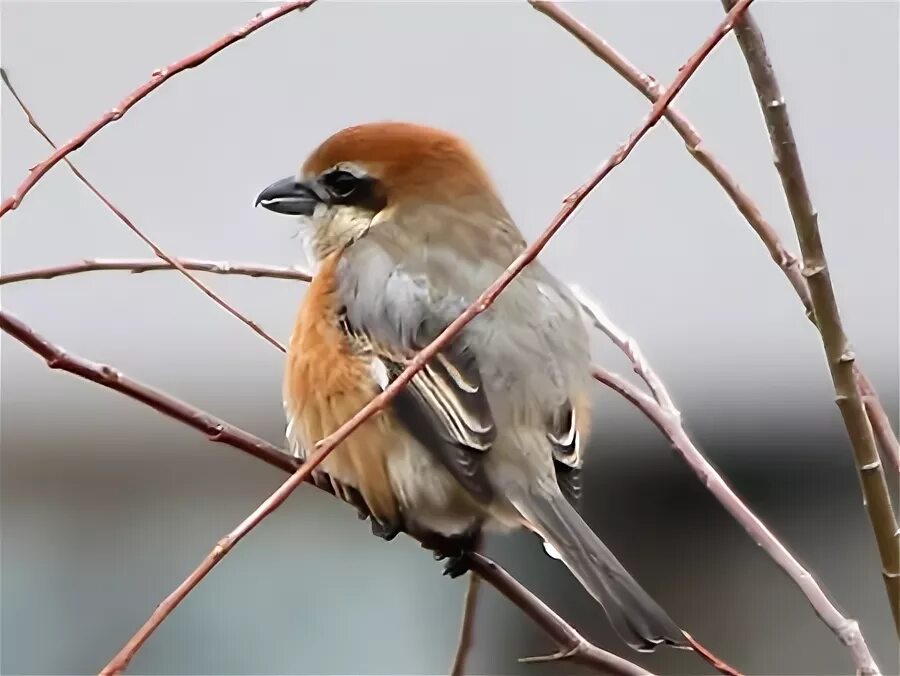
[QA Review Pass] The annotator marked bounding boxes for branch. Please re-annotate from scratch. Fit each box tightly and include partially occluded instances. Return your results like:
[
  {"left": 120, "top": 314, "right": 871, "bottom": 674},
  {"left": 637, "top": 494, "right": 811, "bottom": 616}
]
[
  {"left": 722, "top": 0, "right": 899, "bottom": 632},
  {"left": 590, "top": 363, "right": 880, "bottom": 675},
  {"left": 468, "top": 553, "right": 652, "bottom": 675},
  {"left": 451, "top": 545, "right": 483, "bottom": 676},
  {"left": 0, "top": 1, "right": 318, "bottom": 219},
  {"left": 1, "top": 68, "right": 286, "bottom": 353},
  {"left": 571, "top": 286, "right": 678, "bottom": 417},
  {"left": 575, "top": 284, "right": 880, "bottom": 674},
  {"left": 528, "top": 1, "right": 898, "bottom": 472},
  {"left": 858, "top": 372, "right": 900, "bottom": 473},
  {"left": 0, "top": 308, "right": 645, "bottom": 676},
  {"left": 0, "top": 258, "right": 311, "bottom": 286},
  {"left": 529, "top": 1, "right": 809, "bottom": 315},
  {"left": 0, "top": 309, "right": 297, "bottom": 473},
  {"left": 583, "top": 315, "right": 880, "bottom": 676}
]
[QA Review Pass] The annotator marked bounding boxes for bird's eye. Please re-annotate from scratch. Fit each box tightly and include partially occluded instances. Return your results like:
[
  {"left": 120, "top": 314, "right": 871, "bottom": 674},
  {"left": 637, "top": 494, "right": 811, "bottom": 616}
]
[{"left": 322, "top": 170, "right": 359, "bottom": 199}]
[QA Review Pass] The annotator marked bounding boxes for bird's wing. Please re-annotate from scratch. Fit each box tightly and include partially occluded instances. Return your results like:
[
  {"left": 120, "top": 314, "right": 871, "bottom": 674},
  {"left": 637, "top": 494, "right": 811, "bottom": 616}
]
[
  {"left": 547, "top": 398, "right": 585, "bottom": 507},
  {"left": 338, "top": 301, "right": 496, "bottom": 504},
  {"left": 336, "top": 212, "right": 590, "bottom": 506}
]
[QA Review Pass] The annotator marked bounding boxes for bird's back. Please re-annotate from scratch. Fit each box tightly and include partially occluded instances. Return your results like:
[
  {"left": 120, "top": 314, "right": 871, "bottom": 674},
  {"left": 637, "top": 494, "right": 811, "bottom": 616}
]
[{"left": 335, "top": 202, "right": 591, "bottom": 429}]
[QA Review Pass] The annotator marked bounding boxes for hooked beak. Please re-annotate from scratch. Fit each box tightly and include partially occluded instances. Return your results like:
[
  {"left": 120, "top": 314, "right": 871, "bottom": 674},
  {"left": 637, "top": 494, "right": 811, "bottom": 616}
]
[{"left": 255, "top": 176, "right": 321, "bottom": 216}]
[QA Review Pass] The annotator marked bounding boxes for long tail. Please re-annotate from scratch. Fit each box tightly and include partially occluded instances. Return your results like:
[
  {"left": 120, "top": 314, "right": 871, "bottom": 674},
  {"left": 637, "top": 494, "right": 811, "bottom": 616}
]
[{"left": 511, "top": 486, "right": 686, "bottom": 652}]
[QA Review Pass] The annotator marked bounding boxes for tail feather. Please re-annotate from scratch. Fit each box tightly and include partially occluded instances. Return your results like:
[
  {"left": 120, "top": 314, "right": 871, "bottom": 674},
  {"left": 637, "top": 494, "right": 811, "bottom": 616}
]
[{"left": 511, "top": 486, "right": 686, "bottom": 652}]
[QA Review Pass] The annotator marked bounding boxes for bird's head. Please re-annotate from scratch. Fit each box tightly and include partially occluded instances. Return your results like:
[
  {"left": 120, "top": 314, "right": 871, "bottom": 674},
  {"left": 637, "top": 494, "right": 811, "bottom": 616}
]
[{"left": 255, "top": 122, "right": 510, "bottom": 257}]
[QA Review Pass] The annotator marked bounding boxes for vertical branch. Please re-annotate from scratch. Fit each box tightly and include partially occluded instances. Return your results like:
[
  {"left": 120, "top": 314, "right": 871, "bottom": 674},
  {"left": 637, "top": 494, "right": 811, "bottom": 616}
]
[
  {"left": 857, "top": 372, "right": 900, "bottom": 473},
  {"left": 451, "top": 533, "right": 483, "bottom": 676},
  {"left": 450, "top": 572, "right": 483, "bottom": 676},
  {"left": 722, "top": 0, "right": 899, "bottom": 632}
]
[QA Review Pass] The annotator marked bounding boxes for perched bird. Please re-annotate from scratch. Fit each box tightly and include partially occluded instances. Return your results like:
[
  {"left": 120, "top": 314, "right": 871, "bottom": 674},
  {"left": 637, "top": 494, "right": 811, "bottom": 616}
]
[{"left": 256, "top": 121, "right": 684, "bottom": 652}]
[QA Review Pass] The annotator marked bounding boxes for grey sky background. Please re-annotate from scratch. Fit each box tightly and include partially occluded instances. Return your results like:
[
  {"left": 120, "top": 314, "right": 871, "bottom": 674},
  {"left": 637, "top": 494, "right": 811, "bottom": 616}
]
[{"left": 2, "top": 2, "right": 898, "bottom": 675}]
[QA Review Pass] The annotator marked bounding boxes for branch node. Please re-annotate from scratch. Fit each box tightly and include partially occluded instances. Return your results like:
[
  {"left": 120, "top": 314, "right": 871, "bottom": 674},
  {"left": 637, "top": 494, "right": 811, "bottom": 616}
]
[
  {"left": 212, "top": 538, "right": 230, "bottom": 560},
  {"left": 860, "top": 459, "right": 882, "bottom": 472},
  {"left": 45, "top": 352, "right": 66, "bottom": 369},
  {"left": 99, "top": 365, "right": 122, "bottom": 383}
]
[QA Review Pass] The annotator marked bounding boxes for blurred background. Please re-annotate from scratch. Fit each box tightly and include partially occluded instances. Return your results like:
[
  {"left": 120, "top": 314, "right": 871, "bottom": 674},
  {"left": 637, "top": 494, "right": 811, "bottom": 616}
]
[{"left": 2, "top": 1, "right": 897, "bottom": 674}]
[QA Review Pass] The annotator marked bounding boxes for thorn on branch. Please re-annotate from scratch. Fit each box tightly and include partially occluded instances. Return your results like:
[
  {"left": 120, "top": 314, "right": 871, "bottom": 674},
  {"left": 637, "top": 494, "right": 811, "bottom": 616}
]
[
  {"left": 801, "top": 264, "right": 825, "bottom": 278},
  {"left": 518, "top": 642, "right": 581, "bottom": 663},
  {"left": 839, "top": 349, "right": 856, "bottom": 364}
]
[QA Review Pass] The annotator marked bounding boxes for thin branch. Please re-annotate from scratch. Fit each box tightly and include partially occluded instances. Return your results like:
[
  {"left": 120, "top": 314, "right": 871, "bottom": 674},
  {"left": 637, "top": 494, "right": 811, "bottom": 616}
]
[
  {"left": 575, "top": 278, "right": 880, "bottom": 674},
  {"left": 0, "top": 258, "right": 311, "bottom": 286},
  {"left": 90, "top": 4, "right": 756, "bottom": 671},
  {"left": 0, "top": 309, "right": 297, "bottom": 473},
  {"left": 585, "top": 358, "right": 879, "bottom": 676},
  {"left": 858, "top": 372, "right": 900, "bottom": 473},
  {"left": 0, "top": 308, "right": 645, "bottom": 676},
  {"left": 528, "top": 1, "right": 898, "bottom": 472},
  {"left": 529, "top": 1, "right": 810, "bottom": 317},
  {"left": 451, "top": 540, "right": 483, "bottom": 676},
  {"left": 1, "top": 68, "right": 286, "bottom": 353},
  {"left": 682, "top": 633, "right": 741, "bottom": 676},
  {"left": 468, "top": 553, "right": 652, "bottom": 675},
  {"left": 722, "top": 0, "right": 899, "bottom": 633},
  {"left": 0, "top": 0, "right": 317, "bottom": 219},
  {"left": 571, "top": 285, "right": 679, "bottom": 418}
]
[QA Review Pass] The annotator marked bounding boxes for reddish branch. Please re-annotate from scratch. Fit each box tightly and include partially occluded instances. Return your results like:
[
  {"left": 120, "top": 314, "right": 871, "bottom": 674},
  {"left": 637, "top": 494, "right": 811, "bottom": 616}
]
[
  {"left": 0, "top": 310, "right": 296, "bottom": 473},
  {"left": 722, "top": 0, "right": 899, "bottom": 633},
  {"left": 0, "top": 258, "right": 312, "bottom": 286},
  {"left": 0, "top": 1, "right": 318, "bottom": 219},
  {"left": 0, "top": 308, "right": 646, "bottom": 676},
  {"left": 472, "top": 552, "right": 652, "bottom": 675},
  {"left": 529, "top": 1, "right": 809, "bottom": 313},
  {"left": 1, "top": 68, "right": 286, "bottom": 353},
  {"left": 529, "top": 1, "right": 898, "bottom": 474},
  {"left": 85, "top": 3, "right": 757, "bottom": 672}
]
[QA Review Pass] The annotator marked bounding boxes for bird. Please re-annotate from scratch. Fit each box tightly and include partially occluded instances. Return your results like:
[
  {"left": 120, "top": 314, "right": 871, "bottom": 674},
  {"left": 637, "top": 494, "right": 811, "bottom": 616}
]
[{"left": 256, "top": 121, "right": 685, "bottom": 652}]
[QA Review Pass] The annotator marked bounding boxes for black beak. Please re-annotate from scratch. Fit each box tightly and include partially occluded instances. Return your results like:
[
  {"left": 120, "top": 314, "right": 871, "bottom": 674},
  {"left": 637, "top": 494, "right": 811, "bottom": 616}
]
[{"left": 255, "top": 176, "right": 321, "bottom": 216}]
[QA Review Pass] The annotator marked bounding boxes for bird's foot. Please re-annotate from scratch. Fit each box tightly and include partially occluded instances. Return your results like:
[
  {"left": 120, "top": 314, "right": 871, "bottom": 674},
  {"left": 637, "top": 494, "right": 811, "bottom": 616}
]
[
  {"left": 427, "top": 528, "right": 482, "bottom": 578},
  {"left": 435, "top": 550, "right": 471, "bottom": 578}
]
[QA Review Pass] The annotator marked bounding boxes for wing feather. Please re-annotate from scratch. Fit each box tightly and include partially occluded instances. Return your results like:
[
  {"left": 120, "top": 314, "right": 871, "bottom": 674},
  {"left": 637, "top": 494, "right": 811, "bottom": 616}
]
[
  {"left": 341, "top": 310, "right": 496, "bottom": 503},
  {"left": 548, "top": 399, "right": 584, "bottom": 507}
]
